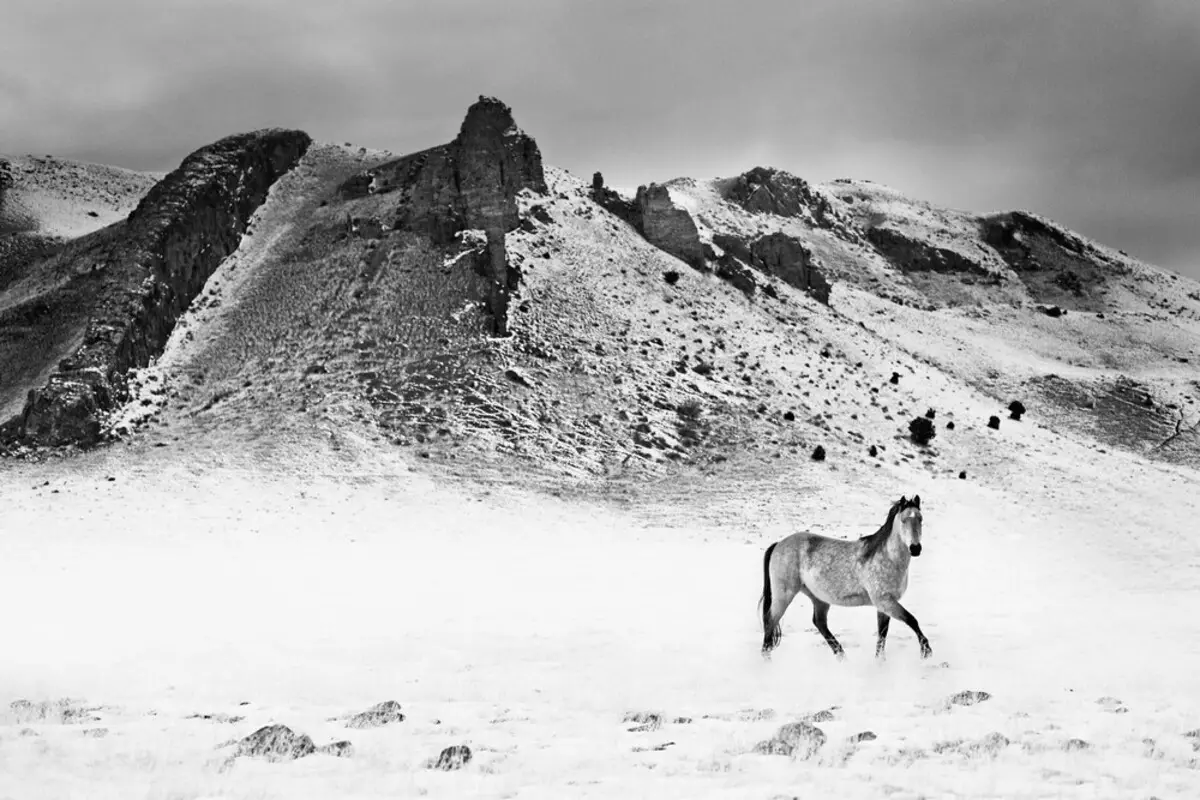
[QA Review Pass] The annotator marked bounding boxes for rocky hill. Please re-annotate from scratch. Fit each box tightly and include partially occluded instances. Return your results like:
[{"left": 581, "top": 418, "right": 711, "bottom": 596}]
[{"left": 2, "top": 97, "right": 1198, "bottom": 488}]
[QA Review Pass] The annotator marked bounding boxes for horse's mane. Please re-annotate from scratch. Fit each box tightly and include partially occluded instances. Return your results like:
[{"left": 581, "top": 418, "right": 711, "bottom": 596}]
[{"left": 859, "top": 499, "right": 902, "bottom": 561}]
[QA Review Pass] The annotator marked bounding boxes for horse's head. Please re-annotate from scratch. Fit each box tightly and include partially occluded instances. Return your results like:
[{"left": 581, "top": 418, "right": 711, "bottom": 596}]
[{"left": 895, "top": 495, "right": 923, "bottom": 557}]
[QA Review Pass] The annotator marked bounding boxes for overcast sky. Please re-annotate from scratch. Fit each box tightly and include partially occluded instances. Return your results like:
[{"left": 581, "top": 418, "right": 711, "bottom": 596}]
[{"left": 4, "top": 0, "right": 1198, "bottom": 277}]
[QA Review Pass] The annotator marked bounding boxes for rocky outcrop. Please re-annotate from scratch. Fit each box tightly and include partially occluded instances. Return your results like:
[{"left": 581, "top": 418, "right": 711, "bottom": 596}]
[
  {"left": 867, "top": 226, "right": 993, "bottom": 277},
  {"left": 11, "top": 129, "right": 311, "bottom": 446},
  {"left": 723, "top": 167, "right": 839, "bottom": 228},
  {"left": 338, "top": 97, "right": 546, "bottom": 335},
  {"left": 982, "top": 211, "right": 1115, "bottom": 309},
  {"left": 590, "top": 172, "right": 639, "bottom": 227},
  {"left": 712, "top": 232, "right": 831, "bottom": 303},
  {"left": 634, "top": 184, "right": 705, "bottom": 270}
]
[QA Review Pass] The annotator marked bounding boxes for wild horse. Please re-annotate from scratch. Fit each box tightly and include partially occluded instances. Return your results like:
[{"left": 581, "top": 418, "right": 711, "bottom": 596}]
[{"left": 760, "top": 495, "right": 932, "bottom": 659}]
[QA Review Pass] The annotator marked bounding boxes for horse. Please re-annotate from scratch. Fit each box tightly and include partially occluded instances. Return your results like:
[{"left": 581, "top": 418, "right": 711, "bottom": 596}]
[{"left": 760, "top": 495, "right": 932, "bottom": 660}]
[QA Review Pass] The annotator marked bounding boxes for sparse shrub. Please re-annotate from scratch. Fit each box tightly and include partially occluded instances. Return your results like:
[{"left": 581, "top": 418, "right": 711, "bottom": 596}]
[
  {"left": 868, "top": 445, "right": 878, "bottom": 457},
  {"left": 1008, "top": 401, "right": 1026, "bottom": 420},
  {"left": 811, "top": 445, "right": 826, "bottom": 461},
  {"left": 987, "top": 415, "right": 1000, "bottom": 430},
  {"left": 959, "top": 470, "right": 967, "bottom": 479},
  {"left": 663, "top": 270, "right": 680, "bottom": 285},
  {"left": 925, "top": 408, "right": 936, "bottom": 419},
  {"left": 889, "top": 372, "right": 900, "bottom": 385},
  {"left": 676, "top": 399, "right": 703, "bottom": 420},
  {"left": 783, "top": 411, "right": 795, "bottom": 421},
  {"left": 946, "top": 421, "right": 955, "bottom": 430},
  {"left": 909, "top": 416, "right": 935, "bottom": 446}
]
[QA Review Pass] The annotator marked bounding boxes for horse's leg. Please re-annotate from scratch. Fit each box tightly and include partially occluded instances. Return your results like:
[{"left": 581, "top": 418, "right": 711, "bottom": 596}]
[
  {"left": 873, "top": 595, "right": 932, "bottom": 658},
  {"left": 875, "top": 612, "right": 891, "bottom": 658},
  {"left": 810, "top": 599, "right": 846, "bottom": 659},
  {"left": 762, "top": 586, "right": 797, "bottom": 656}
]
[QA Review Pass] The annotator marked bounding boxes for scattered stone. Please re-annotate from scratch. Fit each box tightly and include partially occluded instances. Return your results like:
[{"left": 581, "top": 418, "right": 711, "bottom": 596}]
[
  {"left": 235, "top": 725, "right": 317, "bottom": 762},
  {"left": 804, "top": 709, "right": 836, "bottom": 723},
  {"left": 962, "top": 732, "right": 1010, "bottom": 756},
  {"left": 1063, "top": 738, "right": 1090, "bottom": 752},
  {"left": 432, "top": 744, "right": 472, "bottom": 770},
  {"left": 848, "top": 731, "right": 877, "bottom": 744},
  {"left": 318, "top": 741, "right": 355, "bottom": 758},
  {"left": 889, "top": 372, "right": 901, "bottom": 385},
  {"left": 772, "top": 721, "right": 827, "bottom": 760},
  {"left": 81, "top": 728, "right": 109, "bottom": 738},
  {"left": 504, "top": 368, "right": 532, "bottom": 388},
  {"left": 958, "top": 470, "right": 967, "bottom": 480},
  {"left": 947, "top": 690, "right": 991, "bottom": 708},
  {"left": 672, "top": 717, "right": 693, "bottom": 724},
  {"left": 187, "top": 713, "right": 244, "bottom": 724},
  {"left": 633, "top": 741, "right": 676, "bottom": 752},
  {"left": 1038, "top": 304, "right": 1065, "bottom": 317},
  {"left": 946, "top": 421, "right": 956, "bottom": 430},
  {"left": 346, "top": 700, "right": 406, "bottom": 729},
  {"left": 811, "top": 445, "right": 826, "bottom": 461},
  {"left": 987, "top": 415, "right": 1001, "bottom": 430},
  {"left": 753, "top": 738, "right": 795, "bottom": 756},
  {"left": 783, "top": 410, "right": 795, "bottom": 421},
  {"left": 868, "top": 445, "right": 878, "bottom": 457}
]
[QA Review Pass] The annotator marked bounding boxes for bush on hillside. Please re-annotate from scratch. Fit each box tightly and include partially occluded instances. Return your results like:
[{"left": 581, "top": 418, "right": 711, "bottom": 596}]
[{"left": 909, "top": 416, "right": 935, "bottom": 446}]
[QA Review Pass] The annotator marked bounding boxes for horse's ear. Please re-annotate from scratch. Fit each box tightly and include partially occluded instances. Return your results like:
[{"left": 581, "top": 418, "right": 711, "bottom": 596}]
[
  {"left": 898, "top": 495, "right": 908, "bottom": 508},
  {"left": 912, "top": 494, "right": 921, "bottom": 508}
]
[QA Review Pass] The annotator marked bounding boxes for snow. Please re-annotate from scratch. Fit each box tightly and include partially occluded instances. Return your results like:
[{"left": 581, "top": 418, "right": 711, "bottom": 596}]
[{"left": 3, "top": 437, "right": 1199, "bottom": 798}]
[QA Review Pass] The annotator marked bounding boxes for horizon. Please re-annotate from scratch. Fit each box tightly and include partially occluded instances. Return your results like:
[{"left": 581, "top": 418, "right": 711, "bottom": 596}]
[{"left": 5, "top": 0, "right": 1198, "bottom": 279}]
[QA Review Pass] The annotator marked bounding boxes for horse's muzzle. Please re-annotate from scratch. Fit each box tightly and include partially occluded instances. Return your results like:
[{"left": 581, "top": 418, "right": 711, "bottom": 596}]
[{"left": 909, "top": 544, "right": 922, "bottom": 557}]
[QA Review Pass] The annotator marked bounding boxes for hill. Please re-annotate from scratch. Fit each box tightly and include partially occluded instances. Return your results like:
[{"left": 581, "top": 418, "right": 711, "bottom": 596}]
[{"left": 2, "top": 97, "right": 1200, "bottom": 799}]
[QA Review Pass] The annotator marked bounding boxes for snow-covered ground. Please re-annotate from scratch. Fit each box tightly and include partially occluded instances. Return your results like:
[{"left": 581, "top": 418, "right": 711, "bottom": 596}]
[{"left": 3, "top": 441, "right": 1199, "bottom": 799}]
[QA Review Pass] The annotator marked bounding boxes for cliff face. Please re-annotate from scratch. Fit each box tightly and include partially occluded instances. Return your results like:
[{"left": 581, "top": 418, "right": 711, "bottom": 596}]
[
  {"left": 337, "top": 96, "right": 547, "bottom": 334},
  {"left": 10, "top": 129, "right": 311, "bottom": 446}
]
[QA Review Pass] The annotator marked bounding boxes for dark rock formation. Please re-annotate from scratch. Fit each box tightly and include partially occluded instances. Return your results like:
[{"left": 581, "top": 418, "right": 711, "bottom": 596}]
[
  {"left": 345, "top": 700, "right": 405, "bottom": 729},
  {"left": 753, "top": 720, "right": 826, "bottom": 759},
  {"left": 713, "top": 232, "right": 831, "bottom": 303},
  {"left": 715, "top": 253, "right": 758, "bottom": 295},
  {"left": 982, "top": 211, "right": 1116, "bottom": 310},
  {"left": 236, "top": 724, "right": 317, "bottom": 762},
  {"left": 432, "top": 744, "right": 472, "bottom": 770},
  {"left": 9, "top": 129, "right": 311, "bottom": 446},
  {"left": 867, "top": 226, "right": 992, "bottom": 277},
  {"left": 338, "top": 97, "right": 547, "bottom": 335},
  {"left": 591, "top": 172, "right": 639, "bottom": 227},
  {"left": 634, "top": 184, "right": 705, "bottom": 270},
  {"left": 723, "top": 167, "right": 839, "bottom": 228}
]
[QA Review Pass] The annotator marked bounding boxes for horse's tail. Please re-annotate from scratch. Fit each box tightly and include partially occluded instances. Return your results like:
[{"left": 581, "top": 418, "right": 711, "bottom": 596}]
[{"left": 761, "top": 542, "right": 781, "bottom": 651}]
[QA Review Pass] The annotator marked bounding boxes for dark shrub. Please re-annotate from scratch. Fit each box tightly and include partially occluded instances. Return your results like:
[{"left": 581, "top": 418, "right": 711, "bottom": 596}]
[
  {"left": 909, "top": 416, "right": 935, "bottom": 446},
  {"left": 925, "top": 408, "right": 936, "bottom": 419},
  {"left": 946, "top": 421, "right": 955, "bottom": 430},
  {"left": 1008, "top": 401, "right": 1026, "bottom": 420},
  {"left": 868, "top": 445, "right": 878, "bottom": 457},
  {"left": 988, "top": 416, "right": 1000, "bottom": 430},
  {"left": 663, "top": 270, "right": 680, "bottom": 285},
  {"left": 811, "top": 445, "right": 826, "bottom": 461}
]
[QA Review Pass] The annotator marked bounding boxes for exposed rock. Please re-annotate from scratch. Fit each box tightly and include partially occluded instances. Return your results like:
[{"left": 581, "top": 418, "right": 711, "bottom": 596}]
[
  {"left": 591, "top": 172, "right": 639, "bottom": 227},
  {"left": 431, "top": 744, "right": 472, "bottom": 770},
  {"left": 754, "top": 721, "right": 826, "bottom": 759},
  {"left": 947, "top": 690, "right": 991, "bottom": 707},
  {"left": 988, "top": 415, "right": 1001, "bottom": 429},
  {"left": 715, "top": 254, "right": 758, "bottom": 295},
  {"left": 7, "top": 129, "right": 312, "bottom": 446},
  {"left": 338, "top": 96, "right": 547, "bottom": 335},
  {"left": 713, "top": 233, "right": 830, "bottom": 303},
  {"left": 722, "top": 167, "right": 839, "bottom": 228},
  {"left": 867, "top": 226, "right": 993, "bottom": 276},
  {"left": 982, "top": 211, "right": 1115, "bottom": 310},
  {"left": 318, "top": 740, "right": 355, "bottom": 757},
  {"left": 1063, "top": 738, "right": 1090, "bottom": 752},
  {"left": 848, "top": 731, "right": 877, "bottom": 744},
  {"left": 346, "top": 700, "right": 406, "bottom": 729},
  {"left": 235, "top": 724, "right": 317, "bottom": 762},
  {"left": 635, "top": 184, "right": 705, "bottom": 270}
]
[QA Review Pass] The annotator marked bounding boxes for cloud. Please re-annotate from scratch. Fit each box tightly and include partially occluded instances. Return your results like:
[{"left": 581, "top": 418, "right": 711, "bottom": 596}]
[{"left": 3, "top": 0, "right": 1197, "bottom": 275}]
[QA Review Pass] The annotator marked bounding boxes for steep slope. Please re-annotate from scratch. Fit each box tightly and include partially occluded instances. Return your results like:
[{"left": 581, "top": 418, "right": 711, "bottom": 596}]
[{"left": 0, "top": 131, "right": 311, "bottom": 446}]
